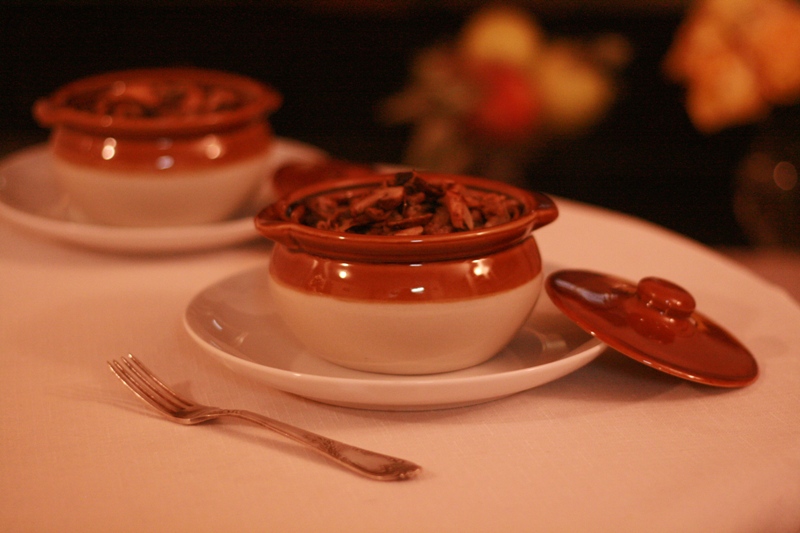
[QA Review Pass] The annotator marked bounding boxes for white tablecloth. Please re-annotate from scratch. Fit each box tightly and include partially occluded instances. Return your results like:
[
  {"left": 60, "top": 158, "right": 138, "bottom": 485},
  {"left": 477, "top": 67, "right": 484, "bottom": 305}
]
[{"left": 2, "top": 199, "right": 799, "bottom": 533}]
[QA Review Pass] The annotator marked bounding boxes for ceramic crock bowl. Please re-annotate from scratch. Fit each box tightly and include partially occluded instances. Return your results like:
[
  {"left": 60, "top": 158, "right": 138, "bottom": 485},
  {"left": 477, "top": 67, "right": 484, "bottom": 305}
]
[
  {"left": 254, "top": 171, "right": 558, "bottom": 375},
  {"left": 33, "top": 68, "right": 282, "bottom": 226}
]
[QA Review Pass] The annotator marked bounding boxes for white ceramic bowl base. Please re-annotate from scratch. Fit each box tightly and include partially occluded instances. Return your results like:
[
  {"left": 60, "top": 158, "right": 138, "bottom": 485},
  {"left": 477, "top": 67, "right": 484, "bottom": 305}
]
[
  {"left": 52, "top": 150, "right": 273, "bottom": 227},
  {"left": 268, "top": 273, "right": 544, "bottom": 375}
]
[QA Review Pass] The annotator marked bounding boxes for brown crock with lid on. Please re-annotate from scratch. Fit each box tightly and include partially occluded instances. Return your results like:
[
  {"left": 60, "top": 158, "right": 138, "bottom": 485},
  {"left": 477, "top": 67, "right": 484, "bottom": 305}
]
[{"left": 34, "top": 67, "right": 282, "bottom": 226}]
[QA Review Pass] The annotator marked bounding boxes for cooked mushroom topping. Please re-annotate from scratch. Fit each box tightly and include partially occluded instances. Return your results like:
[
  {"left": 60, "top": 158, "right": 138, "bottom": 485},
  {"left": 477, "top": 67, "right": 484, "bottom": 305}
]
[
  {"left": 287, "top": 171, "right": 524, "bottom": 235},
  {"left": 66, "top": 81, "right": 247, "bottom": 118}
]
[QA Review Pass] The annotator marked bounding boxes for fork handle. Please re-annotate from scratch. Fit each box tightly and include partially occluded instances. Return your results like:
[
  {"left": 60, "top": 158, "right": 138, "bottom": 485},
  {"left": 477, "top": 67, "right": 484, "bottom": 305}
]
[{"left": 221, "top": 409, "right": 421, "bottom": 481}]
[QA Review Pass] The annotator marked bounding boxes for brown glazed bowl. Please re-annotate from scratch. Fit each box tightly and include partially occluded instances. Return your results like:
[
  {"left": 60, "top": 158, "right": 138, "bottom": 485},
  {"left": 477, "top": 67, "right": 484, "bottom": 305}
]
[
  {"left": 255, "top": 172, "right": 558, "bottom": 375},
  {"left": 34, "top": 68, "right": 282, "bottom": 226}
]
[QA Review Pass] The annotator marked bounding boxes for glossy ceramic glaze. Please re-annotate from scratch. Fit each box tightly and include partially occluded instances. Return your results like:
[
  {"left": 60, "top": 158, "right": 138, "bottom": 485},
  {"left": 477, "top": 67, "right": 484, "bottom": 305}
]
[
  {"left": 34, "top": 68, "right": 282, "bottom": 226},
  {"left": 546, "top": 269, "right": 759, "bottom": 387},
  {"left": 255, "top": 173, "right": 558, "bottom": 374}
]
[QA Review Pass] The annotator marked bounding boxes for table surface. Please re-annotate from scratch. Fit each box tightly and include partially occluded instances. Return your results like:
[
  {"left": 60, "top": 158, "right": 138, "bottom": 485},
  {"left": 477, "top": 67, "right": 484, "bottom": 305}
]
[{"left": 2, "top": 189, "right": 799, "bottom": 532}]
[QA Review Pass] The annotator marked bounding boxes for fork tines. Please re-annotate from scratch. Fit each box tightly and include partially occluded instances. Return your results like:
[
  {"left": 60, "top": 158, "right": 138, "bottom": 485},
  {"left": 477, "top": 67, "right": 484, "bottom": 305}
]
[{"left": 108, "top": 354, "right": 188, "bottom": 416}]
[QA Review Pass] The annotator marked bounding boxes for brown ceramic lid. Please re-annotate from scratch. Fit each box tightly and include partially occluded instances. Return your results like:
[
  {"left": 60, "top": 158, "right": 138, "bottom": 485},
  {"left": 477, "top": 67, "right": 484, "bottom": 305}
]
[
  {"left": 545, "top": 269, "right": 759, "bottom": 387},
  {"left": 33, "top": 68, "right": 282, "bottom": 136}
]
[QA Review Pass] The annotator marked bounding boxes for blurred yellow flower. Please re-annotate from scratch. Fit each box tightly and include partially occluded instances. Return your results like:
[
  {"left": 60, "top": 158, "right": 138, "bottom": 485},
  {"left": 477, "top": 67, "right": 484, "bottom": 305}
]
[
  {"left": 665, "top": 0, "right": 800, "bottom": 133},
  {"left": 458, "top": 5, "right": 545, "bottom": 68}
]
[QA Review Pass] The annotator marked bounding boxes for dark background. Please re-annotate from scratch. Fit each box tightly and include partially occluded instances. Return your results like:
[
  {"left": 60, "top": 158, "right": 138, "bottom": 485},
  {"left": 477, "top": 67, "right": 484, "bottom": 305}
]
[{"left": 0, "top": 1, "right": 756, "bottom": 246}]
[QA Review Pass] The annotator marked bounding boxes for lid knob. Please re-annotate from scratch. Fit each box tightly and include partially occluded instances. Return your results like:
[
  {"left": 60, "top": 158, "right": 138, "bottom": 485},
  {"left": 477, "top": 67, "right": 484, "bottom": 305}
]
[{"left": 636, "top": 277, "right": 696, "bottom": 319}]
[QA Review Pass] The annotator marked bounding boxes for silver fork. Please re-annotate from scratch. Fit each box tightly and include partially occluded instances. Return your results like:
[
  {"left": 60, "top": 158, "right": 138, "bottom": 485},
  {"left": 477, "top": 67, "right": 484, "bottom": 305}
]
[{"left": 108, "top": 354, "right": 421, "bottom": 481}]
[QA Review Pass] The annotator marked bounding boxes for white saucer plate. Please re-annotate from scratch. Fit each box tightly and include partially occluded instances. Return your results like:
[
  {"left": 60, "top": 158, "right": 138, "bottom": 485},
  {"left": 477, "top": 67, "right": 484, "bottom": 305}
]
[
  {"left": 0, "top": 139, "right": 325, "bottom": 254},
  {"left": 183, "top": 265, "right": 606, "bottom": 411}
]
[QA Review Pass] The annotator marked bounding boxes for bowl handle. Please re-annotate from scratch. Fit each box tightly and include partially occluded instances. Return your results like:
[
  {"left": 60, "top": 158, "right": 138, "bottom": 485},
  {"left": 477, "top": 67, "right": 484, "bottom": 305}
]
[
  {"left": 254, "top": 203, "right": 304, "bottom": 249},
  {"left": 529, "top": 191, "right": 559, "bottom": 230}
]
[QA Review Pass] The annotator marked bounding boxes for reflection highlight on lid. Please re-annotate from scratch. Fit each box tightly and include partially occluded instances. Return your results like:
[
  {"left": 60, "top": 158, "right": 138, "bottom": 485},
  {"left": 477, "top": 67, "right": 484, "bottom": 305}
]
[
  {"left": 156, "top": 155, "right": 174, "bottom": 170},
  {"left": 101, "top": 137, "right": 117, "bottom": 160},
  {"left": 203, "top": 135, "right": 223, "bottom": 159}
]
